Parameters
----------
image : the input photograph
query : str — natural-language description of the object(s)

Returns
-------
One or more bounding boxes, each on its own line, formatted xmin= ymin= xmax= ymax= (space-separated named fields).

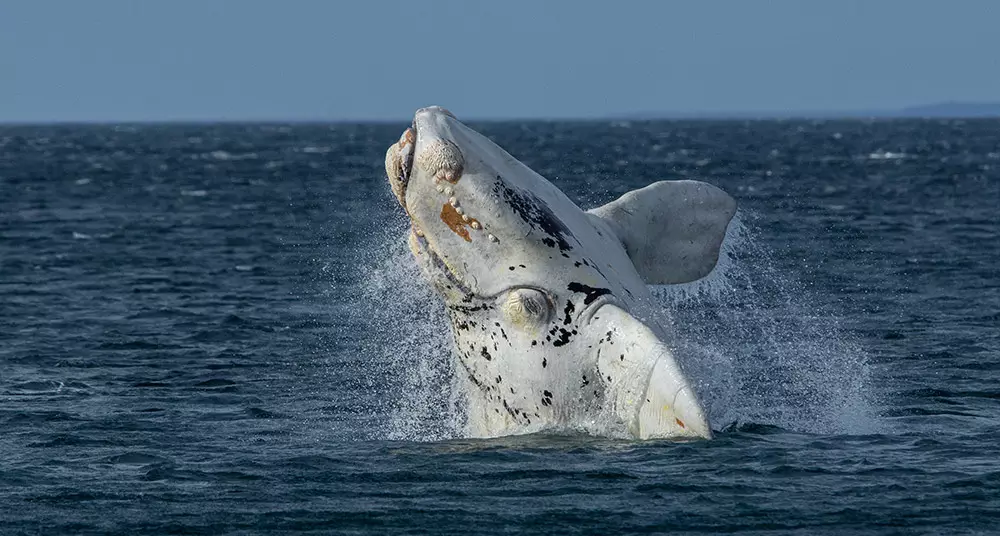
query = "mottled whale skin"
xmin=385 ymin=107 xmax=736 ymax=439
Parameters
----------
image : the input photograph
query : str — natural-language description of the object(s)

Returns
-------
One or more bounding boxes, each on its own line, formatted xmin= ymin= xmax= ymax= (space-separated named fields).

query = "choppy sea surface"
xmin=1 ymin=119 xmax=998 ymax=534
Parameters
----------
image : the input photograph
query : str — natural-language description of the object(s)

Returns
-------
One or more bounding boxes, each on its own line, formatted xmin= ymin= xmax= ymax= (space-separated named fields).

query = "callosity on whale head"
xmin=385 ymin=106 xmax=737 ymax=440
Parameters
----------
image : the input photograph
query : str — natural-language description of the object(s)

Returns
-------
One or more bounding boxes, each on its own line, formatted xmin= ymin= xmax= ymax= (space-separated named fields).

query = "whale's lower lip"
xmin=412 ymin=231 xmax=473 ymax=295
xmin=399 ymin=127 xmax=416 ymax=191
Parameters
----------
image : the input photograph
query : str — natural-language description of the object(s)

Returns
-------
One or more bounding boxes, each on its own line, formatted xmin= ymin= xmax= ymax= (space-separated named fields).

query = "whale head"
xmin=385 ymin=106 xmax=633 ymax=304
xmin=384 ymin=106 xmax=737 ymax=440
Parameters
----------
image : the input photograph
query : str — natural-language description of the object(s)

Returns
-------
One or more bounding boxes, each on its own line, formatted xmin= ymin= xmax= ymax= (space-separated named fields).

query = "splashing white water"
xmin=352 ymin=215 xmax=880 ymax=440
xmin=353 ymin=233 xmax=462 ymax=441
xmin=650 ymin=216 xmax=882 ymax=435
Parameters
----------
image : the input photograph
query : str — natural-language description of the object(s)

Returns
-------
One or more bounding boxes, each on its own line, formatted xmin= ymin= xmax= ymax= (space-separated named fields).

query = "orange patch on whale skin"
xmin=675 ymin=418 xmax=686 ymax=429
xmin=440 ymin=203 xmax=479 ymax=242
xmin=397 ymin=128 xmax=415 ymax=148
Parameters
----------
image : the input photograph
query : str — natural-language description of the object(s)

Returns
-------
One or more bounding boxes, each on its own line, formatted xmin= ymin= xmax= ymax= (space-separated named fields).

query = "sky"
xmin=1 ymin=0 xmax=998 ymax=122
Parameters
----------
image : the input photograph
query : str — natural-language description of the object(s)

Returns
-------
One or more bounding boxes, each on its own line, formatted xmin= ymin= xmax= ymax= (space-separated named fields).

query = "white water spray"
xmin=353 ymin=229 xmax=463 ymax=441
xmin=651 ymin=216 xmax=881 ymax=435
xmin=352 ymin=215 xmax=880 ymax=440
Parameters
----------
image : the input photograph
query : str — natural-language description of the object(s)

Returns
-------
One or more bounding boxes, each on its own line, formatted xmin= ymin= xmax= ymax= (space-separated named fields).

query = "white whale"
xmin=384 ymin=107 xmax=736 ymax=439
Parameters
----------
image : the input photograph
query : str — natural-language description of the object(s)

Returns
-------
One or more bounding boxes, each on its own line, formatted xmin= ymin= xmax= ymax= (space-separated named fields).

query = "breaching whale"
xmin=384 ymin=107 xmax=736 ymax=439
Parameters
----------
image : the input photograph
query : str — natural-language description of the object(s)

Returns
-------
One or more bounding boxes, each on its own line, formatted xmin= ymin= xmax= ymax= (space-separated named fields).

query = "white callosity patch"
xmin=415 ymin=138 xmax=464 ymax=182
xmin=500 ymin=288 xmax=551 ymax=331
xmin=384 ymin=128 xmax=414 ymax=208
xmin=383 ymin=106 xmax=740 ymax=440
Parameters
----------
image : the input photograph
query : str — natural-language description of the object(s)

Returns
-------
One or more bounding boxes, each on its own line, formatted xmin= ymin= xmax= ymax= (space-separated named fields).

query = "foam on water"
xmin=352 ymin=213 xmax=881 ymax=441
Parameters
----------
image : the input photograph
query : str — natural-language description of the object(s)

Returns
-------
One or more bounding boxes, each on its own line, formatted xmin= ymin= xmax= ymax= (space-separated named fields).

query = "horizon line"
xmin=2 ymin=102 xmax=999 ymax=126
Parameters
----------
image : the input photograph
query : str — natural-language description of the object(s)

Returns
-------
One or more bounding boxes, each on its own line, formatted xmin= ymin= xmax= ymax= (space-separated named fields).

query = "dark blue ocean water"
xmin=1 ymin=119 xmax=998 ymax=534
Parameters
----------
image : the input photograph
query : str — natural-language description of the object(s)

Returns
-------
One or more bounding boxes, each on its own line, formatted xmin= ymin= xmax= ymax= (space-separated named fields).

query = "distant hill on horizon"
xmin=619 ymin=101 xmax=1000 ymax=120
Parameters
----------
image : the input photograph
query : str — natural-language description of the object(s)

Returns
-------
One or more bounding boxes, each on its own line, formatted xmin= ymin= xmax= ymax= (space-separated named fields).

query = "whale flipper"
xmin=588 ymin=303 xmax=711 ymax=439
xmin=588 ymin=180 xmax=737 ymax=285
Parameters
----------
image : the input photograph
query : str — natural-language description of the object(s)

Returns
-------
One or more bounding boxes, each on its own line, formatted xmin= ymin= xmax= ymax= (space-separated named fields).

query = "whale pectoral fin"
xmin=589 ymin=304 xmax=711 ymax=439
xmin=588 ymin=180 xmax=736 ymax=284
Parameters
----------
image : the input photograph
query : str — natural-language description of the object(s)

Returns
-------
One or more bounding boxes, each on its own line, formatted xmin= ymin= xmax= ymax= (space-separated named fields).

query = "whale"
xmin=384 ymin=107 xmax=736 ymax=439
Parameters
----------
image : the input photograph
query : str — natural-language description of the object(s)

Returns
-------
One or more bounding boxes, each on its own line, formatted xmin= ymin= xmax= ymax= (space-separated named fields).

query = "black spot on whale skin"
xmin=563 ymin=300 xmax=575 ymax=325
xmin=542 ymin=358 xmax=547 ymax=368
xmin=459 ymin=360 xmax=486 ymax=389
xmin=567 ymin=282 xmax=611 ymax=305
xmin=494 ymin=177 xmax=575 ymax=252
xmin=481 ymin=347 xmax=492 ymax=361
xmin=450 ymin=303 xmax=489 ymax=314
xmin=552 ymin=328 xmax=574 ymax=347
xmin=502 ymin=399 xmax=523 ymax=421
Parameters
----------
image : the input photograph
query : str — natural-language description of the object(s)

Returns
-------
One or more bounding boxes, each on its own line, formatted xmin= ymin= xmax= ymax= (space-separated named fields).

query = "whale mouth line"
xmin=414 ymin=232 xmax=474 ymax=295
xmin=399 ymin=125 xmax=416 ymax=197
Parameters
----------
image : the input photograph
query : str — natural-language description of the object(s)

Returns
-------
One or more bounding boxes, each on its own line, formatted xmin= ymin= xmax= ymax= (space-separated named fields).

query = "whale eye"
xmin=500 ymin=288 xmax=552 ymax=330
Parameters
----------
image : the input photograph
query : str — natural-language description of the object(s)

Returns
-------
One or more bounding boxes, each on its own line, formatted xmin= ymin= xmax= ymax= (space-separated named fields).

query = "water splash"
xmin=352 ymin=231 xmax=463 ymax=441
xmin=351 ymin=215 xmax=881 ymax=440
xmin=650 ymin=215 xmax=882 ymax=435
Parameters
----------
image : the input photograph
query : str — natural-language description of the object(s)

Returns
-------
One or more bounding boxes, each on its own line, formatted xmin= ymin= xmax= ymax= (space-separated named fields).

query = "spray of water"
xmin=351 ymin=227 xmax=463 ymax=441
xmin=649 ymin=215 xmax=881 ymax=435
xmin=350 ymin=214 xmax=880 ymax=440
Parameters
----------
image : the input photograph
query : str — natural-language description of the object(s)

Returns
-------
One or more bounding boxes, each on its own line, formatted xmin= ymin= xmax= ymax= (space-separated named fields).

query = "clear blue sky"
xmin=1 ymin=0 xmax=997 ymax=122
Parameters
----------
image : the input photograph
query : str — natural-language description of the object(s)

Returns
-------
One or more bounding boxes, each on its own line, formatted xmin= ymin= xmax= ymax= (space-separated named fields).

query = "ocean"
xmin=1 ymin=119 xmax=998 ymax=534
